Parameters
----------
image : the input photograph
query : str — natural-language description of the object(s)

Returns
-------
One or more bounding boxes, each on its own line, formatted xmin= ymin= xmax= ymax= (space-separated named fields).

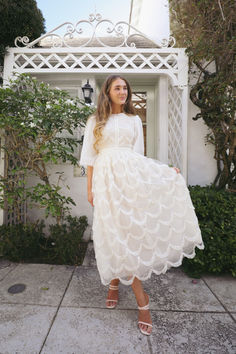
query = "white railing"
xmin=14 ymin=13 xmax=175 ymax=49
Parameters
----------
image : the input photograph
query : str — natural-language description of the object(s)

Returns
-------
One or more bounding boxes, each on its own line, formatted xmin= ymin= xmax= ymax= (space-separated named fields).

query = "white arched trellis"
xmin=3 ymin=13 xmax=188 ymax=178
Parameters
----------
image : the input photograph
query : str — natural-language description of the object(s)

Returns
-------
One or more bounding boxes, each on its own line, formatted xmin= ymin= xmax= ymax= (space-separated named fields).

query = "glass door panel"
xmin=132 ymin=91 xmax=147 ymax=156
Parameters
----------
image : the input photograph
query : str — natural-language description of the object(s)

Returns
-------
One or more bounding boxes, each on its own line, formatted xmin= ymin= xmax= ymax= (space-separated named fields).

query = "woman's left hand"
xmin=173 ymin=167 xmax=180 ymax=174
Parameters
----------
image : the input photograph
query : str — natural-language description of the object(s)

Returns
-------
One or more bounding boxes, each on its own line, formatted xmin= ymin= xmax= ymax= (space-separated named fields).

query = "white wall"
xmin=187 ymin=99 xmax=217 ymax=186
xmin=187 ymin=60 xmax=217 ymax=186
xmin=131 ymin=0 xmax=170 ymax=44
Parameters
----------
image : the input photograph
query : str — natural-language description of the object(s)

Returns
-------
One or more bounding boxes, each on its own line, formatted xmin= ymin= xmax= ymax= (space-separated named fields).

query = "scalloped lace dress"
xmin=79 ymin=113 xmax=204 ymax=286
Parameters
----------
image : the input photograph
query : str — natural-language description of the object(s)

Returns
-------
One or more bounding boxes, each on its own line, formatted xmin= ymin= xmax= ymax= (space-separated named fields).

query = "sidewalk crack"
xmin=147 ymin=336 xmax=154 ymax=354
xmin=0 ymin=262 xmax=19 ymax=282
xmin=38 ymin=266 xmax=76 ymax=353
xmin=201 ymin=277 xmax=236 ymax=324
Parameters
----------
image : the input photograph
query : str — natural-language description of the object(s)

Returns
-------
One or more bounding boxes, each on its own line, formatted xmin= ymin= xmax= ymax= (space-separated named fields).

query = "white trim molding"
xmin=4 ymin=47 xmax=186 ymax=88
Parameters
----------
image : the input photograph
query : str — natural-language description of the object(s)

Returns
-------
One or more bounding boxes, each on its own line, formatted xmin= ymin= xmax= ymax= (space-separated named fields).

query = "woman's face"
xmin=108 ymin=78 xmax=128 ymax=106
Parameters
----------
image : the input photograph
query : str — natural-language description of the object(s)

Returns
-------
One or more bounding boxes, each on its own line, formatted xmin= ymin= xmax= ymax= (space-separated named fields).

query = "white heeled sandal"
xmin=138 ymin=296 xmax=153 ymax=336
xmin=106 ymin=284 xmax=119 ymax=309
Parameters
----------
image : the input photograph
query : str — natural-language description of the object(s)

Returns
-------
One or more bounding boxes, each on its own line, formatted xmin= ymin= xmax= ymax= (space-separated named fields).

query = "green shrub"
xmin=182 ymin=185 xmax=236 ymax=278
xmin=0 ymin=221 xmax=45 ymax=262
xmin=0 ymin=215 xmax=88 ymax=265
xmin=43 ymin=215 xmax=88 ymax=265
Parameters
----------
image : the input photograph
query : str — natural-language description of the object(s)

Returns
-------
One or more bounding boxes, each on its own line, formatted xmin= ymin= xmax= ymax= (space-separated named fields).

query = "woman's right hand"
xmin=88 ymin=190 xmax=94 ymax=207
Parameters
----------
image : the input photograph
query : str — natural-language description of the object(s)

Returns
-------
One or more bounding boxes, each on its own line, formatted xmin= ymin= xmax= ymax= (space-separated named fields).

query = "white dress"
xmin=80 ymin=113 xmax=204 ymax=286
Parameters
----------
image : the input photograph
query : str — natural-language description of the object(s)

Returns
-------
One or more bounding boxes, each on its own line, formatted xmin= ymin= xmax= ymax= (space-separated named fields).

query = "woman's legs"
xmin=131 ymin=277 xmax=152 ymax=334
xmin=106 ymin=278 xmax=120 ymax=307
xmin=106 ymin=276 xmax=152 ymax=334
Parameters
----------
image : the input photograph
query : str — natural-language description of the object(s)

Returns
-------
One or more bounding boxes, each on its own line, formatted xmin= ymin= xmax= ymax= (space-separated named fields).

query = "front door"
xmin=132 ymin=87 xmax=156 ymax=158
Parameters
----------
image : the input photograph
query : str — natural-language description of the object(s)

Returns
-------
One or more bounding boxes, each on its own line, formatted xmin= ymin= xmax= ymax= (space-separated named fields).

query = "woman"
xmin=79 ymin=75 xmax=204 ymax=336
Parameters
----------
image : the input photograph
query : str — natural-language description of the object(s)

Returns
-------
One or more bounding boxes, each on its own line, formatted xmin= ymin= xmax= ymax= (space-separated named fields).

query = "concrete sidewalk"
xmin=0 ymin=241 xmax=235 ymax=354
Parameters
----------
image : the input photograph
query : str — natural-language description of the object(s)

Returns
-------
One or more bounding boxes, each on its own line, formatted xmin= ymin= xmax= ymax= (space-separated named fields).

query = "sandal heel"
xmin=138 ymin=295 xmax=152 ymax=336
xmin=106 ymin=283 xmax=119 ymax=309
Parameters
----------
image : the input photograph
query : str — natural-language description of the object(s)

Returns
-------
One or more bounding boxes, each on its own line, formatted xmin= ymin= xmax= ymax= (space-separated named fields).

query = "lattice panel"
xmin=168 ymin=80 xmax=183 ymax=170
xmin=3 ymin=141 xmax=27 ymax=225
xmin=13 ymin=51 xmax=178 ymax=77
xmin=5 ymin=188 xmax=27 ymax=225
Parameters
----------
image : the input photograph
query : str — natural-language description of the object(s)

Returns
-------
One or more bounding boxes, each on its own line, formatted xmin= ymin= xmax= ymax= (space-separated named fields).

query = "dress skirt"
xmin=92 ymin=146 xmax=204 ymax=286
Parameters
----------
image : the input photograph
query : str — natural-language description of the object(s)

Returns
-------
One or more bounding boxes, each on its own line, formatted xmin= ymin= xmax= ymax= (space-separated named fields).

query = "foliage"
xmin=0 ymin=215 xmax=88 ymax=265
xmin=170 ymin=0 xmax=236 ymax=190
xmin=0 ymin=0 xmax=45 ymax=65
xmin=45 ymin=215 xmax=88 ymax=264
xmin=182 ymin=185 xmax=236 ymax=278
xmin=0 ymin=220 xmax=45 ymax=261
xmin=0 ymin=73 xmax=95 ymax=223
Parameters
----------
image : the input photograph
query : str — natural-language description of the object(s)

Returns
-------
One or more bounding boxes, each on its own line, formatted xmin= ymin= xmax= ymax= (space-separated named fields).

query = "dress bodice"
xmin=79 ymin=113 xmax=144 ymax=167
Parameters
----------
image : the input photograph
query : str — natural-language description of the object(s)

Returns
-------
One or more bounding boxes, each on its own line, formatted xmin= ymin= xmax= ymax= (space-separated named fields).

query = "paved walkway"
xmin=0 ymin=241 xmax=235 ymax=354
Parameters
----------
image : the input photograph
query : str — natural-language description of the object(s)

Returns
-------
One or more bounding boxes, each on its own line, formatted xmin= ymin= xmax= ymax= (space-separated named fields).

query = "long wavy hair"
xmin=93 ymin=75 xmax=136 ymax=153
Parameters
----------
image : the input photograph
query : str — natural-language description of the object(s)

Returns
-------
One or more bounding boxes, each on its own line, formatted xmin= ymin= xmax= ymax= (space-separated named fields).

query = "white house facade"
xmin=130 ymin=0 xmax=170 ymax=45
xmin=1 ymin=2 xmax=217 ymax=230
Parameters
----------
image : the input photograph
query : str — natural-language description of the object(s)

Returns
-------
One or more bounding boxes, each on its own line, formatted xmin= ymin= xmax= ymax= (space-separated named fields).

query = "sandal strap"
xmin=138 ymin=303 xmax=149 ymax=310
xmin=106 ymin=299 xmax=118 ymax=303
xmin=138 ymin=321 xmax=153 ymax=328
xmin=109 ymin=285 xmax=119 ymax=290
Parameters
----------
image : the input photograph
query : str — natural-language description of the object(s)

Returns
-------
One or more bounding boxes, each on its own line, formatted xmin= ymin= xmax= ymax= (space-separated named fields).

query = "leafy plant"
xmin=182 ymin=185 xmax=236 ymax=278
xmin=0 ymin=221 xmax=45 ymax=261
xmin=170 ymin=0 xmax=236 ymax=190
xmin=0 ymin=0 xmax=46 ymax=66
xmin=0 ymin=215 xmax=89 ymax=265
xmin=44 ymin=215 xmax=88 ymax=264
xmin=0 ymin=73 xmax=95 ymax=223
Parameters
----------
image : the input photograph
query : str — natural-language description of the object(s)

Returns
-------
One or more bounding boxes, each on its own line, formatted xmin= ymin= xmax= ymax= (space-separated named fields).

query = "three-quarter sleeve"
xmin=79 ymin=116 xmax=97 ymax=167
xmin=133 ymin=115 xmax=144 ymax=156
